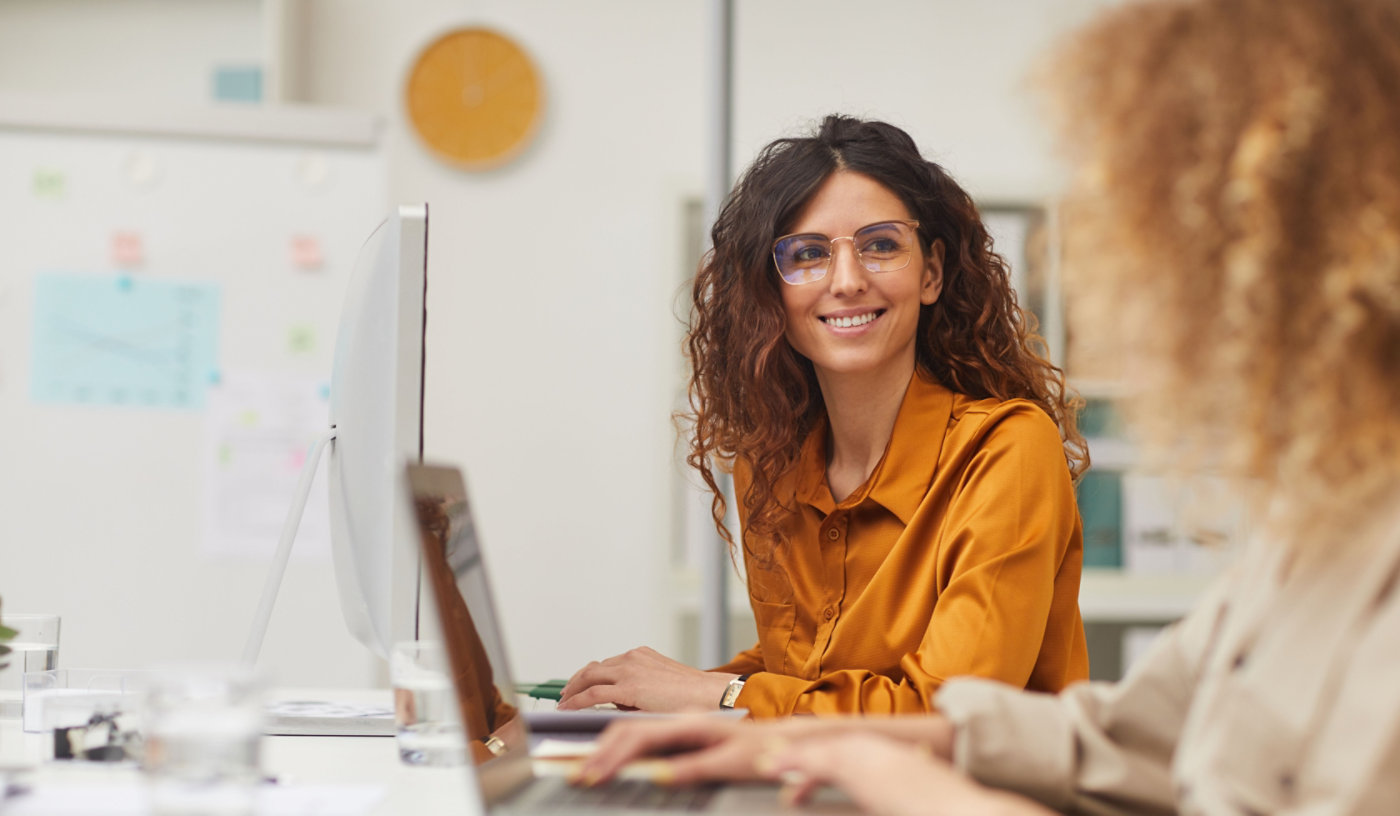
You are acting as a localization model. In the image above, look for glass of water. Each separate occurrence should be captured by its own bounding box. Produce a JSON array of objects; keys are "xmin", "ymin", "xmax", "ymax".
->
[
  {"xmin": 141, "ymin": 662, "xmax": 264, "ymax": 816},
  {"xmin": 0, "ymin": 613, "xmax": 60, "ymax": 719},
  {"xmin": 390, "ymin": 640, "xmax": 466, "ymax": 766}
]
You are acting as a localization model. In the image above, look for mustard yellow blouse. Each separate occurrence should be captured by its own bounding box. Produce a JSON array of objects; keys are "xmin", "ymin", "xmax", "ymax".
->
[{"xmin": 714, "ymin": 371, "xmax": 1089, "ymax": 716}]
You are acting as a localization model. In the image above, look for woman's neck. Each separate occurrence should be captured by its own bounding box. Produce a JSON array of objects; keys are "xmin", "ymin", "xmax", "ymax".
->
[{"xmin": 818, "ymin": 364, "xmax": 917, "ymax": 503}]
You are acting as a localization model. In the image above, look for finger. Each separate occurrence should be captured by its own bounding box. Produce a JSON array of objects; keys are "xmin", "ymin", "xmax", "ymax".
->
[
  {"xmin": 762, "ymin": 735, "xmax": 871, "ymax": 788},
  {"xmin": 663, "ymin": 740, "xmax": 763, "ymax": 785},
  {"xmin": 559, "ymin": 661, "xmax": 601, "ymax": 701},
  {"xmin": 559, "ymin": 662, "xmax": 624, "ymax": 704},
  {"xmin": 578, "ymin": 719, "xmax": 730, "ymax": 783},
  {"xmin": 556, "ymin": 684, "xmax": 625, "ymax": 712},
  {"xmin": 768, "ymin": 735, "xmax": 950, "ymax": 815},
  {"xmin": 778, "ymin": 771, "xmax": 821, "ymax": 808}
]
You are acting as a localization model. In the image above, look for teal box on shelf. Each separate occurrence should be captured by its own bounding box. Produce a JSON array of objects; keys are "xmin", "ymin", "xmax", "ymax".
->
[{"xmin": 1077, "ymin": 470, "xmax": 1123, "ymax": 568}]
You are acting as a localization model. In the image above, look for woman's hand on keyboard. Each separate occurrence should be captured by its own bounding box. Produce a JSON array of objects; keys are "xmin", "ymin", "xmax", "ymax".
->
[
  {"xmin": 557, "ymin": 646, "xmax": 735, "ymax": 713},
  {"xmin": 571, "ymin": 716, "xmax": 763, "ymax": 787}
]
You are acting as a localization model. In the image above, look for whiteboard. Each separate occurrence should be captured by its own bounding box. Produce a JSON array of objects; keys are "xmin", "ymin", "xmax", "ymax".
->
[{"xmin": 0, "ymin": 95, "xmax": 392, "ymax": 688}]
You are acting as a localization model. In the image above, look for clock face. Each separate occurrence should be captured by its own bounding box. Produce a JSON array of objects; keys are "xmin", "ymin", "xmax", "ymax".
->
[{"xmin": 405, "ymin": 27, "xmax": 544, "ymax": 170}]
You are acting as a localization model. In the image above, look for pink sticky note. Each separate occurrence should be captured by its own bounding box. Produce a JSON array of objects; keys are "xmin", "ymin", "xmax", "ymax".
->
[
  {"xmin": 111, "ymin": 231, "xmax": 144, "ymax": 267},
  {"xmin": 290, "ymin": 234, "xmax": 323, "ymax": 270}
]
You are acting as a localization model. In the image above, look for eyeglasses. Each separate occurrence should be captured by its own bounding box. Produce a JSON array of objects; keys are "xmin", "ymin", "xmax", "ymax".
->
[{"xmin": 771, "ymin": 220, "xmax": 921, "ymax": 285}]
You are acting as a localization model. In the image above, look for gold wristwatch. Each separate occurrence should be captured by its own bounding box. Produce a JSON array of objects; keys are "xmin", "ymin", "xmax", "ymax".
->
[{"xmin": 719, "ymin": 674, "xmax": 750, "ymax": 709}]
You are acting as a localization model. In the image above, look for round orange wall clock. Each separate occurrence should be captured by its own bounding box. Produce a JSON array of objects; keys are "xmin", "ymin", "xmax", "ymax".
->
[{"xmin": 404, "ymin": 27, "xmax": 545, "ymax": 170}]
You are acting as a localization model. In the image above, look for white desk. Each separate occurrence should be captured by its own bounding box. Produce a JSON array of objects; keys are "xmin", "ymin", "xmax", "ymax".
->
[{"xmin": 0, "ymin": 694, "xmax": 481, "ymax": 815}]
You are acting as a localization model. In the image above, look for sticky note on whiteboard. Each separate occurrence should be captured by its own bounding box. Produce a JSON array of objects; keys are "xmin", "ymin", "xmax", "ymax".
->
[
  {"xmin": 30, "ymin": 272, "xmax": 222, "ymax": 410},
  {"xmin": 33, "ymin": 169, "xmax": 66, "ymax": 200},
  {"xmin": 111, "ymin": 231, "xmax": 145, "ymax": 268},
  {"xmin": 290, "ymin": 235, "xmax": 323, "ymax": 270}
]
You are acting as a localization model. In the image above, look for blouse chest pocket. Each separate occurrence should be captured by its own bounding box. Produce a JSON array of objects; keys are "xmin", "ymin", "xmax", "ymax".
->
[
  {"xmin": 746, "ymin": 565, "xmax": 796, "ymax": 675},
  {"xmin": 751, "ymin": 599, "xmax": 796, "ymax": 675}
]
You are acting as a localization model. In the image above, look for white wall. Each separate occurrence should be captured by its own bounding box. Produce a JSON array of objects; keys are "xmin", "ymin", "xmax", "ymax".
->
[
  {"xmin": 0, "ymin": 0, "xmax": 263, "ymax": 103},
  {"xmin": 0, "ymin": 0, "xmax": 1119, "ymax": 687},
  {"xmin": 294, "ymin": 0, "xmax": 710, "ymax": 682},
  {"xmin": 732, "ymin": 0, "xmax": 1112, "ymax": 200}
]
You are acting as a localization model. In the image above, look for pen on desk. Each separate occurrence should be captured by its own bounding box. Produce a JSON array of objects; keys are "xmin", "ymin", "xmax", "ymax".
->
[{"xmin": 518, "ymin": 680, "xmax": 568, "ymax": 701}]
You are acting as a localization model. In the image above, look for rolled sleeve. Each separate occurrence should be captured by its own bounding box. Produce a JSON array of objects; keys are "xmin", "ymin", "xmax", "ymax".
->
[{"xmin": 938, "ymin": 678, "xmax": 1077, "ymax": 809}]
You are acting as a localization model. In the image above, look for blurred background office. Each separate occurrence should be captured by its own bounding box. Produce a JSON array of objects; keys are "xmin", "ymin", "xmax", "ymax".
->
[{"xmin": 0, "ymin": 0, "xmax": 1229, "ymax": 692}]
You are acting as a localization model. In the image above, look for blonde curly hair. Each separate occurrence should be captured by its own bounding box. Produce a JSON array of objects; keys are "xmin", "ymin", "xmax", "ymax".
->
[{"xmin": 1042, "ymin": 0, "xmax": 1400, "ymax": 544}]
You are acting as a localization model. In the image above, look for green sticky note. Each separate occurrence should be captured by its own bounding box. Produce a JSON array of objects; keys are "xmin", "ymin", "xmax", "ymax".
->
[{"xmin": 33, "ymin": 169, "xmax": 66, "ymax": 200}]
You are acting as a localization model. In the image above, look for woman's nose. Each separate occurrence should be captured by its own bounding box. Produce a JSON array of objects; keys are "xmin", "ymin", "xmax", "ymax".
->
[{"xmin": 826, "ymin": 238, "xmax": 869, "ymax": 296}]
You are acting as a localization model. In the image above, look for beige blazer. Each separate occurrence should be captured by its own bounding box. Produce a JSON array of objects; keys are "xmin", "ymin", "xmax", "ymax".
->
[{"xmin": 936, "ymin": 505, "xmax": 1400, "ymax": 815}]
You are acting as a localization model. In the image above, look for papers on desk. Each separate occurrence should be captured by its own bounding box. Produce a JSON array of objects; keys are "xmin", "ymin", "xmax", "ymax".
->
[
  {"xmin": 2, "ymin": 783, "xmax": 388, "ymax": 815},
  {"xmin": 531, "ymin": 736, "xmax": 597, "ymax": 760},
  {"xmin": 263, "ymin": 699, "xmax": 396, "ymax": 737},
  {"xmin": 523, "ymin": 707, "xmax": 747, "ymax": 734}
]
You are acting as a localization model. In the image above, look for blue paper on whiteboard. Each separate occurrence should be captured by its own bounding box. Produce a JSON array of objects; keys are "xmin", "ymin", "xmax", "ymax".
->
[{"xmin": 30, "ymin": 272, "xmax": 221, "ymax": 409}]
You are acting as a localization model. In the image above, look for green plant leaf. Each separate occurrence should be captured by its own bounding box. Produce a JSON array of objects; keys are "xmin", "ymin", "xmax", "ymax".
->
[{"xmin": 0, "ymin": 625, "xmax": 17, "ymax": 641}]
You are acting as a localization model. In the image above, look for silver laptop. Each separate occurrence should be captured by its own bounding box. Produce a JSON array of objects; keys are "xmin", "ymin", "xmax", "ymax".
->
[{"xmin": 404, "ymin": 463, "xmax": 858, "ymax": 815}]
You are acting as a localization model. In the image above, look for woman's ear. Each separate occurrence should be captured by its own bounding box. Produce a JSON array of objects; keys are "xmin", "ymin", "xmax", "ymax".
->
[{"xmin": 921, "ymin": 239, "xmax": 945, "ymax": 305}]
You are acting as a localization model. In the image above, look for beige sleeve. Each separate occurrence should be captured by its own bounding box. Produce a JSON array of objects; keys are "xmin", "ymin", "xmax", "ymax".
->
[{"xmin": 935, "ymin": 574, "xmax": 1233, "ymax": 816}]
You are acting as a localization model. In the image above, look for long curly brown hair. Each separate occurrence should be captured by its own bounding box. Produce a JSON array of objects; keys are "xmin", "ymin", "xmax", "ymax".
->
[
  {"xmin": 685, "ymin": 115, "xmax": 1087, "ymax": 552},
  {"xmin": 1041, "ymin": 0, "xmax": 1400, "ymax": 546}
]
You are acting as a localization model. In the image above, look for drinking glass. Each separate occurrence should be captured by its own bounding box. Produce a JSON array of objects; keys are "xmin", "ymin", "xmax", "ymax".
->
[
  {"xmin": 0, "ymin": 613, "xmax": 60, "ymax": 719},
  {"xmin": 141, "ymin": 662, "xmax": 264, "ymax": 816},
  {"xmin": 390, "ymin": 640, "xmax": 466, "ymax": 766}
]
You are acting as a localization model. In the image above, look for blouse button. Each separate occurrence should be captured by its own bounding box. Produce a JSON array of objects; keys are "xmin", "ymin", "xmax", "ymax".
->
[
  {"xmin": 825, "ymin": 527, "xmax": 840, "ymax": 541},
  {"xmin": 823, "ymin": 606, "xmax": 835, "ymax": 621}
]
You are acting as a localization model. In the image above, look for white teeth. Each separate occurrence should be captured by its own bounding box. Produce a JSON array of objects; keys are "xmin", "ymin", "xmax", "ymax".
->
[{"xmin": 826, "ymin": 312, "xmax": 877, "ymax": 328}]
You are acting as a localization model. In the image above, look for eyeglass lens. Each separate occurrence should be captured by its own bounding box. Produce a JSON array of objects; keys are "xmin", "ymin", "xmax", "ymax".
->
[{"xmin": 773, "ymin": 221, "xmax": 917, "ymax": 285}]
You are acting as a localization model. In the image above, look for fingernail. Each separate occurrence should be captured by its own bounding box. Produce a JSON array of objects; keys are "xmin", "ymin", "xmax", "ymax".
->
[{"xmin": 778, "ymin": 770, "xmax": 807, "ymax": 786}]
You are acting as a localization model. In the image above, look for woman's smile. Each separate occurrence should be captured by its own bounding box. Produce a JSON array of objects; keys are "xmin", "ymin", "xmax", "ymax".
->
[{"xmin": 820, "ymin": 308, "xmax": 885, "ymax": 330}]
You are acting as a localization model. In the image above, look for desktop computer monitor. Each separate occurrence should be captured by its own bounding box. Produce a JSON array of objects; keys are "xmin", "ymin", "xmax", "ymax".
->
[
  {"xmin": 242, "ymin": 203, "xmax": 428, "ymax": 676},
  {"xmin": 326, "ymin": 203, "xmax": 428, "ymax": 659}
]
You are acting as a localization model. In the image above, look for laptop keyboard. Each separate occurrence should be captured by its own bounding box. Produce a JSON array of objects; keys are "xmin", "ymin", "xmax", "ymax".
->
[{"xmin": 538, "ymin": 779, "xmax": 720, "ymax": 811}]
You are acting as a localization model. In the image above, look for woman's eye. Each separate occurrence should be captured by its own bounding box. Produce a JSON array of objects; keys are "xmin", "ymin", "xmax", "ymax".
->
[
  {"xmin": 861, "ymin": 237, "xmax": 901, "ymax": 255},
  {"xmin": 792, "ymin": 244, "xmax": 829, "ymax": 263}
]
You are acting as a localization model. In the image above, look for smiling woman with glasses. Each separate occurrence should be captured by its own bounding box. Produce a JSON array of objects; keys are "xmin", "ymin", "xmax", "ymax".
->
[{"xmin": 558, "ymin": 114, "xmax": 1090, "ymax": 718}]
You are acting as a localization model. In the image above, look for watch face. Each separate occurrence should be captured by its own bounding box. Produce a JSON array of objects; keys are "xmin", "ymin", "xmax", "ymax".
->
[
  {"xmin": 405, "ymin": 26, "xmax": 544, "ymax": 169},
  {"xmin": 721, "ymin": 679, "xmax": 745, "ymax": 708}
]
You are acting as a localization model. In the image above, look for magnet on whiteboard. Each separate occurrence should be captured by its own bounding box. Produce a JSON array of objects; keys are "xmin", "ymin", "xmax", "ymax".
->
[
  {"xmin": 297, "ymin": 154, "xmax": 330, "ymax": 190},
  {"xmin": 124, "ymin": 150, "xmax": 161, "ymax": 191}
]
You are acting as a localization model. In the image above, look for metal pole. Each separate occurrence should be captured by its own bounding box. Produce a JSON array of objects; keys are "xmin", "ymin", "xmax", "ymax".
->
[{"xmin": 698, "ymin": 0, "xmax": 734, "ymax": 669}]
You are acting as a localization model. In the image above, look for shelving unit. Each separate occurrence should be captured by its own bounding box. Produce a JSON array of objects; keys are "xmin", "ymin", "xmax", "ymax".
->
[{"xmin": 1078, "ymin": 570, "xmax": 1214, "ymax": 624}]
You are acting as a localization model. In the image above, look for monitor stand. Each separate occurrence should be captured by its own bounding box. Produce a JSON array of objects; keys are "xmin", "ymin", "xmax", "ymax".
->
[{"xmin": 241, "ymin": 427, "xmax": 395, "ymax": 737}]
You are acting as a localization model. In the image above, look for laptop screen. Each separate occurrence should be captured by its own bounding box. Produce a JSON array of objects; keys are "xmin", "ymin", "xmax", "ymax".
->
[{"xmin": 405, "ymin": 463, "xmax": 535, "ymax": 804}]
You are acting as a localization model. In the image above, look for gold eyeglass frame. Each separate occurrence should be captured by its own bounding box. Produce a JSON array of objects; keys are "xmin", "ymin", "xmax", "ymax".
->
[{"xmin": 771, "ymin": 219, "xmax": 921, "ymax": 285}]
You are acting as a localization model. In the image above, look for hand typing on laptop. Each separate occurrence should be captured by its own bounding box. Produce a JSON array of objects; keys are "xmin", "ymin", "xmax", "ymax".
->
[
  {"xmin": 571, "ymin": 713, "xmax": 963, "ymax": 811},
  {"xmin": 556, "ymin": 647, "xmax": 739, "ymax": 712}
]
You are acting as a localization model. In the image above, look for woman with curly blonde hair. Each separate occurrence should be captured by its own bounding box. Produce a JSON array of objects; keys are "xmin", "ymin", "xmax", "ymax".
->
[
  {"xmin": 560, "ymin": 115, "xmax": 1090, "ymax": 717},
  {"xmin": 572, "ymin": 0, "xmax": 1400, "ymax": 811}
]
